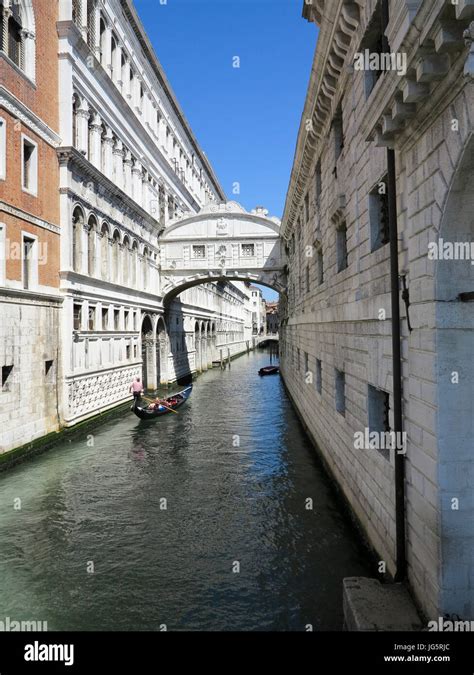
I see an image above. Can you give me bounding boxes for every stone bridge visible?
[159,201,287,303]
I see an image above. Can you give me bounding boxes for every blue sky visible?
[134,0,316,299]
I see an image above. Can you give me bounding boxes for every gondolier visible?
[130,377,144,403]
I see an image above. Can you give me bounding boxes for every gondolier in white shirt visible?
[130,377,144,403]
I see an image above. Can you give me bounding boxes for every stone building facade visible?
[55,0,257,427]
[280,0,473,620]
[0,0,256,451]
[0,0,62,452]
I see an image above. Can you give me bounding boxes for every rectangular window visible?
[22,236,36,290]
[241,244,255,258]
[88,306,95,331]
[361,3,385,99]
[336,220,348,272]
[368,385,391,459]
[315,160,322,206]
[297,348,301,371]
[369,174,390,252]
[2,364,13,389]
[316,359,322,394]
[333,104,344,165]
[133,344,138,359]
[304,352,309,376]
[22,136,38,196]
[73,303,82,331]
[114,309,120,330]
[45,360,54,377]
[335,369,346,415]
[126,343,131,360]
[317,248,324,285]
[306,266,310,294]
[0,118,6,180]
[102,307,109,330]
[192,245,206,259]
[304,192,310,223]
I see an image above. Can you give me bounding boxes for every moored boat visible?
[258,365,280,376]
[132,385,192,419]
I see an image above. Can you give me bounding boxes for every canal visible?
[0,349,373,631]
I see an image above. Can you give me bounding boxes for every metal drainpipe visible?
[381,0,406,582]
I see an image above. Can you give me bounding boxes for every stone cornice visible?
[360,0,473,147]
[0,86,61,147]
[119,0,226,202]
[57,146,164,237]
[0,287,62,304]
[282,0,362,239]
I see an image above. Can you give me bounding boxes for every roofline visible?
[121,0,226,203]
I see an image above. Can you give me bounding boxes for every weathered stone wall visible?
[281,0,474,619]
[0,291,61,452]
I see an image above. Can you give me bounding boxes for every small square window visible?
[241,244,255,258]
[192,245,206,259]
[2,364,13,389]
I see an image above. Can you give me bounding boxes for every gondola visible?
[258,365,280,376]
[131,385,193,419]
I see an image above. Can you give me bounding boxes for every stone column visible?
[122,57,131,100]
[124,151,133,197]
[113,138,124,191]
[90,0,101,60]
[76,98,90,156]
[114,41,123,89]
[2,6,11,57]
[132,160,143,206]
[101,21,112,74]
[78,0,88,41]
[88,112,102,168]
[102,126,114,179]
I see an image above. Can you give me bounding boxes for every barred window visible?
[192,245,206,259]
[241,244,255,257]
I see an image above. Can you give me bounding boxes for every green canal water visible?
[0,349,373,631]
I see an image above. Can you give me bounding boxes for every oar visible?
[142,396,179,414]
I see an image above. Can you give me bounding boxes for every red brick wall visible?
[0,0,60,289]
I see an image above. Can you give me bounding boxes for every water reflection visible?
[0,349,373,631]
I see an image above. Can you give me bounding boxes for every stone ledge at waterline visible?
[343,578,424,631]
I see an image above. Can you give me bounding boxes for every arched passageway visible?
[141,315,154,390]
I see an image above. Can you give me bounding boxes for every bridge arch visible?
[159,201,287,304]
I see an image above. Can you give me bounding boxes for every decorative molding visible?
[0,86,61,147]
[0,200,60,235]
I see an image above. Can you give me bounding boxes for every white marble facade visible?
[56,0,255,426]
